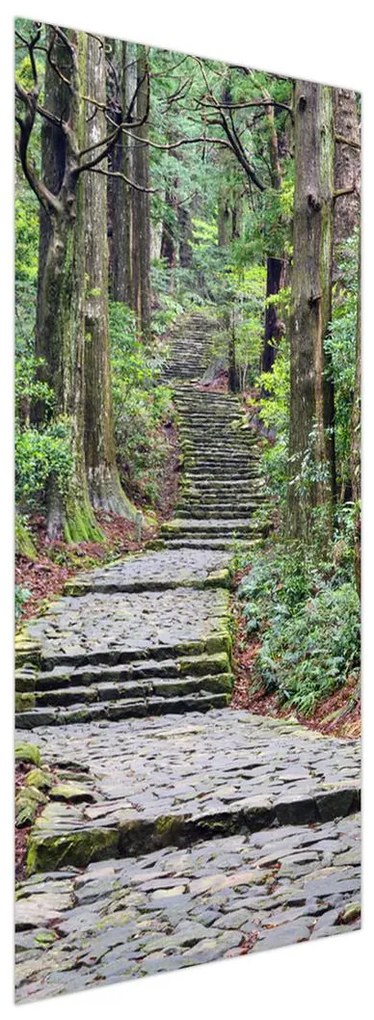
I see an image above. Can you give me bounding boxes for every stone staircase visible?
[15,313,266,728]
[162,313,217,381]
[160,316,268,550]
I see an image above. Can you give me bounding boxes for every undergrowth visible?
[237,536,360,716]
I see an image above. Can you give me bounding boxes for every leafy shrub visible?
[238,540,360,715]
[15,418,73,511]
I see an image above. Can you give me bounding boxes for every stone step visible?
[176,506,265,519]
[163,528,261,541]
[162,516,258,531]
[32,651,231,692]
[31,672,232,709]
[20,710,360,875]
[156,538,260,550]
[16,691,230,730]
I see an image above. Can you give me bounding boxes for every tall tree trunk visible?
[288,82,335,539]
[333,89,361,501]
[84,34,136,518]
[261,257,287,374]
[178,204,193,267]
[160,187,178,269]
[218,184,232,246]
[350,248,361,594]
[333,90,360,271]
[132,45,151,337]
[261,96,286,374]
[35,29,100,542]
[110,40,134,304]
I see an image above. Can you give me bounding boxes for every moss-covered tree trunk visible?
[288,82,335,539]
[84,34,136,518]
[351,249,361,594]
[34,29,100,541]
[132,45,151,337]
[110,39,134,304]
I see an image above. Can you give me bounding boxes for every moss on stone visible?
[25,769,53,792]
[16,787,47,828]
[49,783,95,803]
[154,815,185,846]
[15,742,41,766]
[26,826,119,874]
[15,692,36,713]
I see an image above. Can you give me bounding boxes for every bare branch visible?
[120,128,234,153]
[88,166,158,193]
[47,28,72,89]
[15,83,62,215]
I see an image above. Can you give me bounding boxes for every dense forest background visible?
[15,20,361,728]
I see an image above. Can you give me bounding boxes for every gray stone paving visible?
[18,711,360,872]
[15,813,360,1001]
[26,587,231,664]
[64,548,232,595]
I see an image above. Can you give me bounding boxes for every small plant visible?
[15,585,31,622]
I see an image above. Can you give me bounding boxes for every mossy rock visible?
[15,692,36,713]
[49,783,95,803]
[26,827,119,874]
[15,631,41,669]
[33,930,58,948]
[15,742,41,767]
[15,669,37,693]
[16,787,47,828]
[25,769,53,792]
[63,580,89,597]
[338,902,361,925]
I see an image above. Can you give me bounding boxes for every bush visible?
[238,540,360,715]
[15,418,73,511]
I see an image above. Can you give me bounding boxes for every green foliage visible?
[226,262,266,386]
[238,540,360,714]
[325,233,359,490]
[15,418,73,510]
[255,333,290,501]
[15,355,54,423]
[15,585,31,621]
[110,303,174,505]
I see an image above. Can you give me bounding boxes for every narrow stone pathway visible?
[15,314,361,1001]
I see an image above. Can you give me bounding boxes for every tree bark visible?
[84,34,136,518]
[261,96,285,375]
[34,28,100,541]
[350,247,361,594]
[110,40,134,304]
[333,89,360,272]
[132,45,151,337]
[288,82,335,539]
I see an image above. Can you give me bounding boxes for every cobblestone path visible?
[15,314,361,1001]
